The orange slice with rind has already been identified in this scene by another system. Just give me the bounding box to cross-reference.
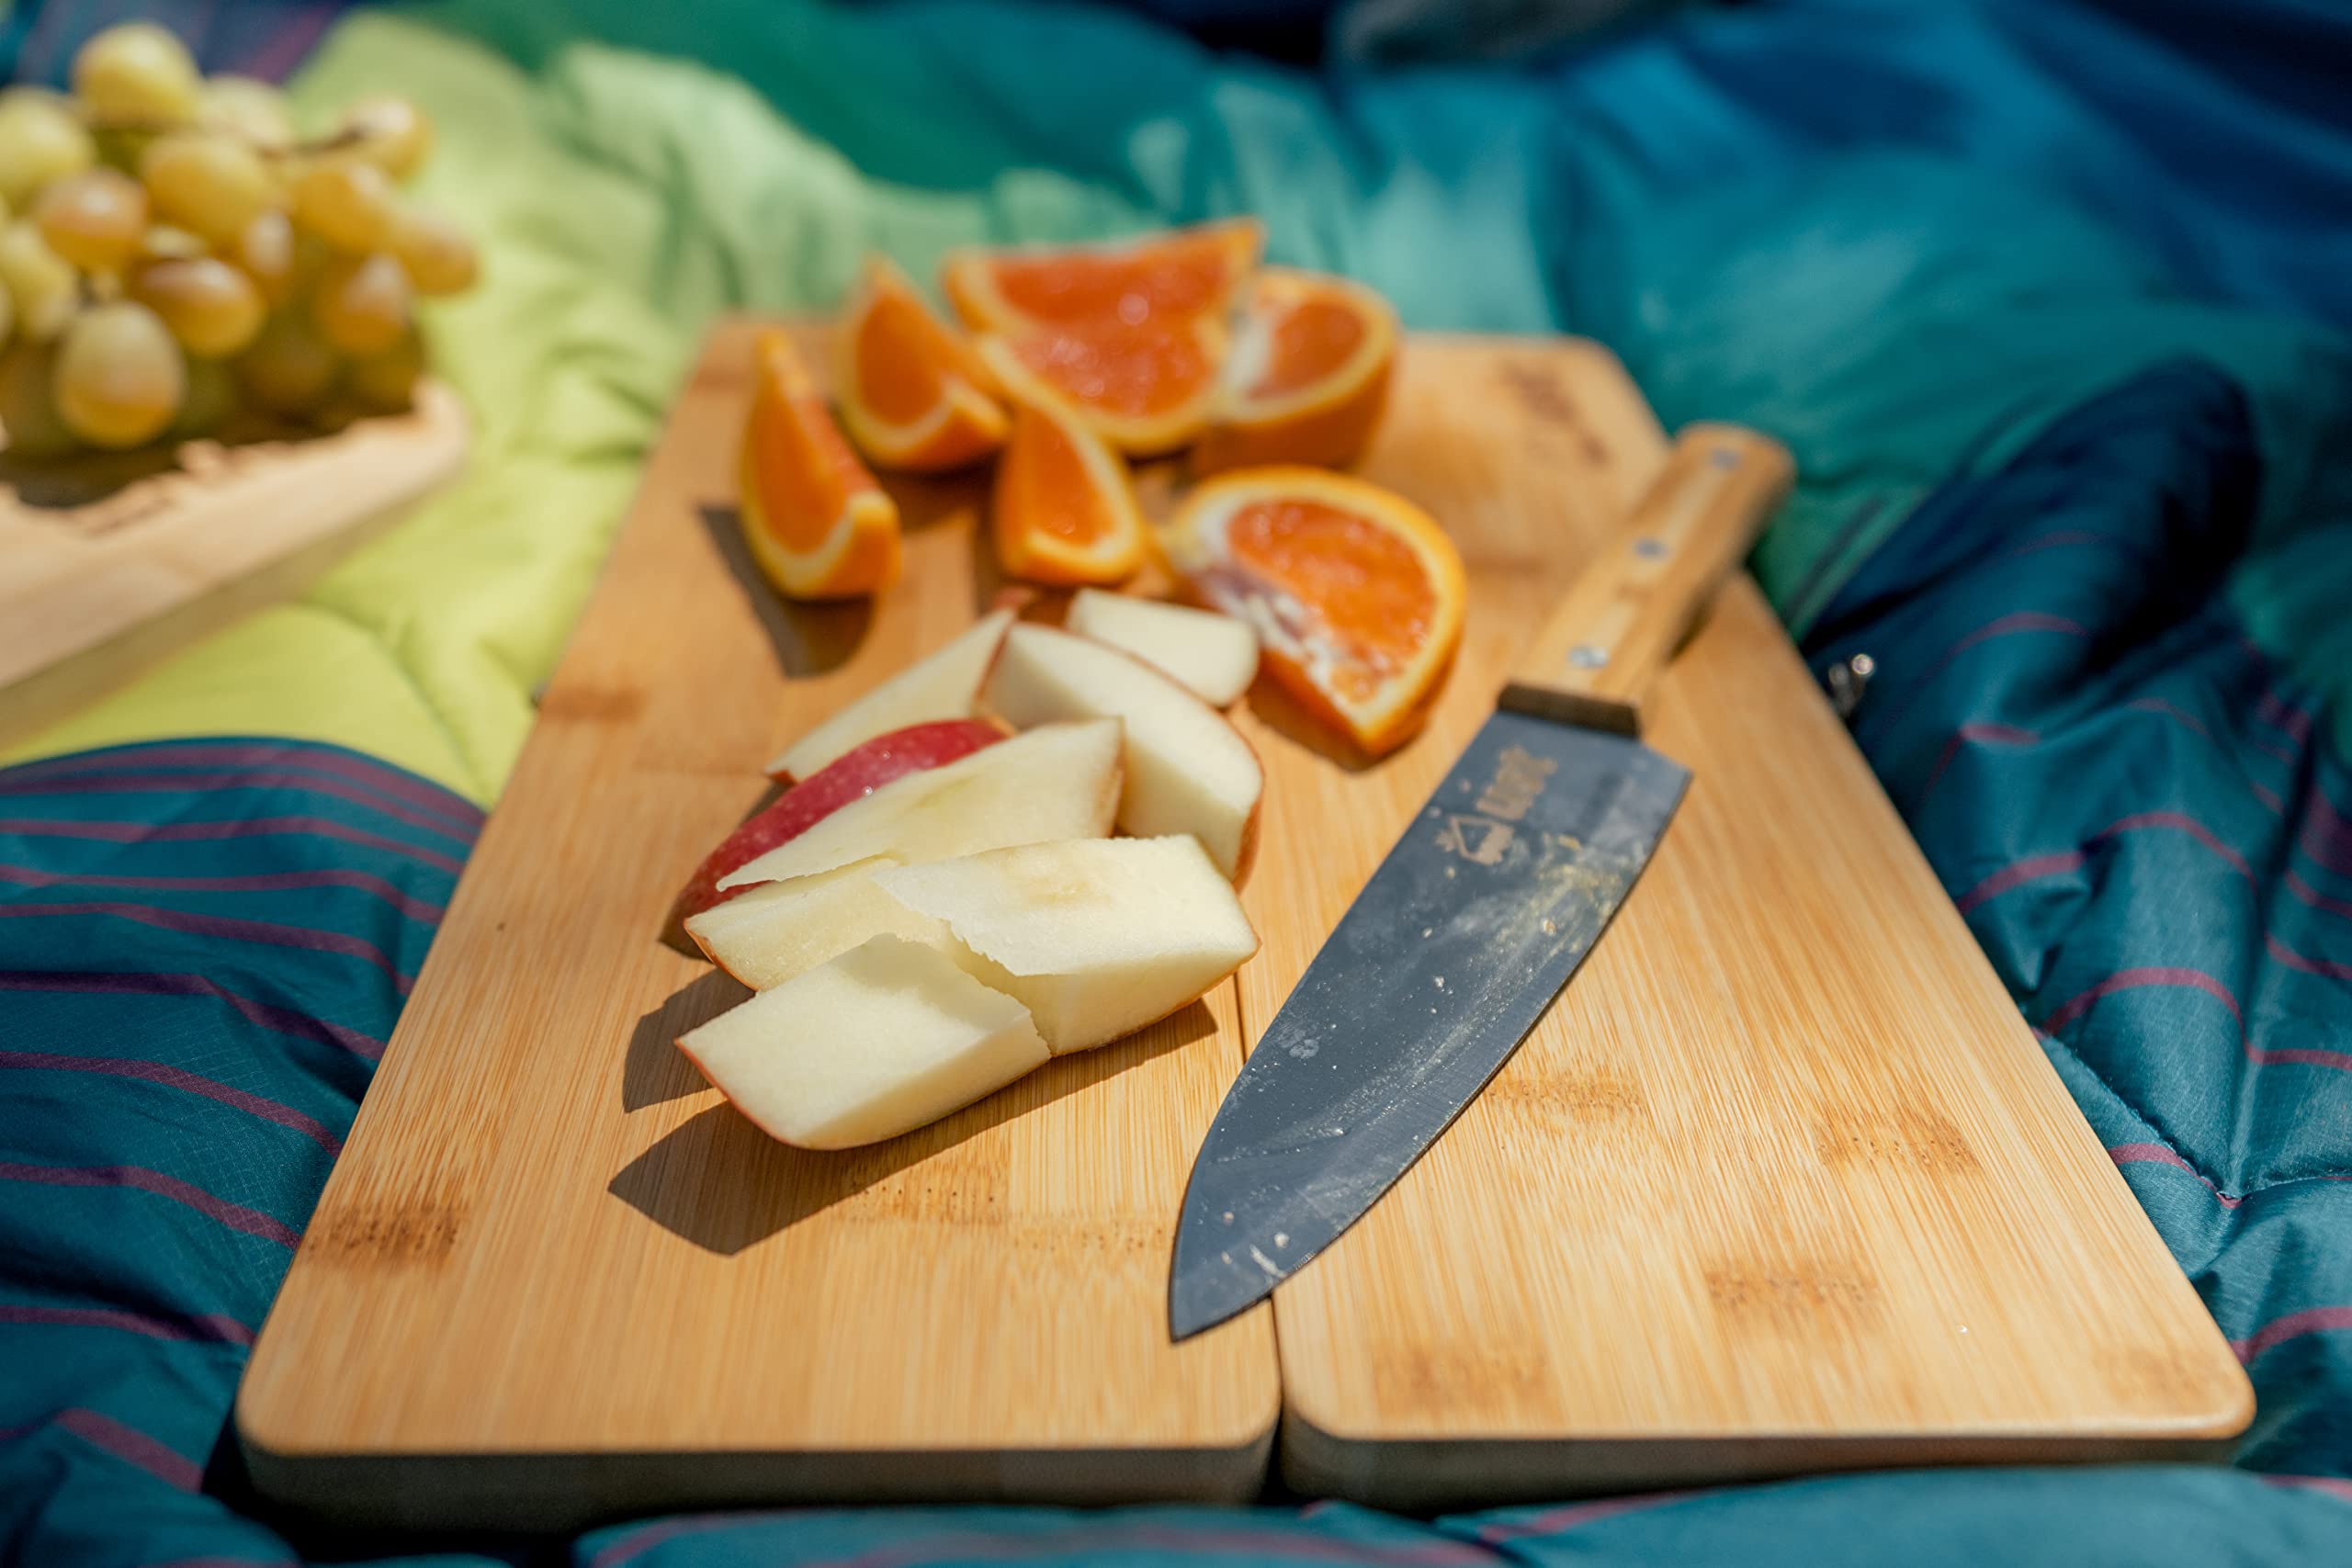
[740,328,900,601]
[1193,268,1397,473]
[1162,468,1464,757]
[992,399,1147,586]
[836,255,1009,472]
[942,218,1262,335]
[974,316,1225,457]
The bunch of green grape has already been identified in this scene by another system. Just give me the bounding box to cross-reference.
[0,22,479,457]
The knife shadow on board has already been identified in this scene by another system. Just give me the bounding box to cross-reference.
[608,999,1218,1256]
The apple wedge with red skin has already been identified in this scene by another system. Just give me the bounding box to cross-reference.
[668,717,1003,936]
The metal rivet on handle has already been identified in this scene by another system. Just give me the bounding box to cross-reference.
[1568,645,1610,670]
[1633,536,1667,559]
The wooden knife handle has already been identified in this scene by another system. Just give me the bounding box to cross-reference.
[1499,423,1793,736]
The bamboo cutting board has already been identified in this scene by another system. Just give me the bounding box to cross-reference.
[238,320,2248,1529]
[0,386,469,749]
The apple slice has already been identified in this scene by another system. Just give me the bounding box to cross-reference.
[981,622,1262,880]
[670,719,1002,935]
[876,837,1258,1055]
[1065,589,1260,707]
[766,608,1014,781]
[716,716,1121,892]
[685,855,948,990]
[678,934,1048,1149]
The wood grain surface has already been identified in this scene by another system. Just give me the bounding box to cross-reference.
[0,385,469,748]
[236,320,2248,1529]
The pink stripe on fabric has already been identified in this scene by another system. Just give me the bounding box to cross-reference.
[0,971,383,1060]
[2256,689,2316,743]
[1953,850,2086,915]
[0,1051,341,1152]
[55,1407,203,1491]
[2260,1475,2352,1504]
[243,0,340,81]
[2124,696,2211,740]
[2289,869,2352,922]
[0,863,443,924]
[2247,1042,2352,1074]
[0,816,464,875]
[0,1303,254,1347]
[2266,933,2352,981]
[2041,966,2244,1032]
[0,902,411,992]
[2108,1144,2242,1209]
[2301,788,2352,875]
[1919,722,2039,798]
[2232,1306,2352,1364]
[1950,612,2089,657]
[3,740,481,830]
[590,1519,1497,1568]
[1476,1489,1702,1541]
[2098,811,2255,885]
[0,1162,299,1247]
[0,771,473,841]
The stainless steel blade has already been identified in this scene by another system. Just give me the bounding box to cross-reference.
[1170,709,1690,1340]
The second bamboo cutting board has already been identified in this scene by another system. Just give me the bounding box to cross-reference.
[239,320,2249,1529]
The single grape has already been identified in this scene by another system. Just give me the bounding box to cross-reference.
[140,130,273,245]
[138,222,207,261]
[232,310,339,417]
[172,352,237,436]
[290,157,394,252]
[35,166,147,273]
[198,75,295,153]
[230,207,295,304]
[339,96,434,182]
[388,205,477,296]
[0,220,80,341]
[74,24,202,129]
[0,90,97,208]
[346,327,423,412]
[0,339,80,457]
[130,254,264,357]
[53,299,184,447]
[310,251,410,356]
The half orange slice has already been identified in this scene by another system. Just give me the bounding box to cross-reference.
[835,255,1009,472]
[991,400,1147,586]
[740,328,900,601]
[974,316,1226,457]
[942,218,1262,335]
[1162,468,1464,756]
[1193,268,1398,473]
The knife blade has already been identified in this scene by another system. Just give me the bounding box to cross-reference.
[1170,423,1793,1341]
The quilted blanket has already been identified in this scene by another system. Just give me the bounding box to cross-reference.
[3,0,2349,1562]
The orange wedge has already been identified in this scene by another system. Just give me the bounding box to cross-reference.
[835,255,1009,472]
[1162,468,1464,756]
[991,400,1147,585]
[739,328,900,601]
[1193,268,1398,473]
[974,316,1225,457]
[943,218,1262,335]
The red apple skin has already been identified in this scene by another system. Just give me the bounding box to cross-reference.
[667,718,1005,940]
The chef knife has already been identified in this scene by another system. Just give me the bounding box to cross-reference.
[1170,423,1793,1340]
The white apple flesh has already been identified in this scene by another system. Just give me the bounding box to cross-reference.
[982,623,1263,880]
[1065,589,1260,707]
[718,716,1122,891]
[765,608,1014,781]
[684,854,945,990]
[876,836,1259,1055]
[676,934,1049,1150]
